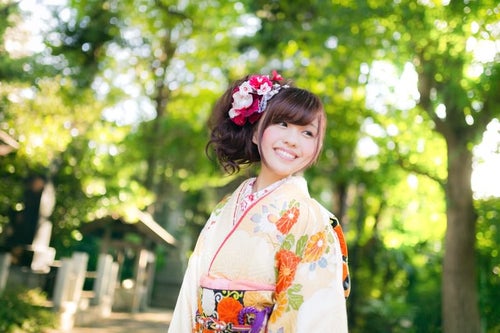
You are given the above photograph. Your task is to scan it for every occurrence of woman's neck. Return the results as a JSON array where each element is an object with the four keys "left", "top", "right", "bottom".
[{"left": 252, "top": 174, "right": 290, "bottom": 193}]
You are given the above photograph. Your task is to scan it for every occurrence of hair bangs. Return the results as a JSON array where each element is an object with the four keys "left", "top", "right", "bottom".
[{"left": 267, "top": 88, "right": 323, "bottom": 126}]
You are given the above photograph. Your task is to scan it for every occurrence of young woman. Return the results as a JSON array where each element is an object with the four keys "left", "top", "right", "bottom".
[{"left": 168, "top": 71, "right": 349, "bottom": 333}]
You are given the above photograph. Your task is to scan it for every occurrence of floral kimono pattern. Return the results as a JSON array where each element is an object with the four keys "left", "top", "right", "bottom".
[{"left": 168, "top": 176, "right": 348, "bottom": 333}]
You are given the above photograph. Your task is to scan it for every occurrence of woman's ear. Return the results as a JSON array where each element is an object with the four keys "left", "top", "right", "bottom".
[{"left": 252, "top": 126, "right": 260, "bottom": 145}]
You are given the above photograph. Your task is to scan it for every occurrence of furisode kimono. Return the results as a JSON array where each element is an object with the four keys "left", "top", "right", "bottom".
[{"left": 168, "top": 176, "right": 349, "bottom": 333}]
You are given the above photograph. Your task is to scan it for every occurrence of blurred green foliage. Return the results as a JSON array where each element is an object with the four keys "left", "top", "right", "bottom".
[{"left": 0, "top": 287, "right": 57, "bottom": 333}]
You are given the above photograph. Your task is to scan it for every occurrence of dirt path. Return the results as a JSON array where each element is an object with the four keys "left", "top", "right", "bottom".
[{"left": 47, "top": 308, "right": 172, "bottom": 333}]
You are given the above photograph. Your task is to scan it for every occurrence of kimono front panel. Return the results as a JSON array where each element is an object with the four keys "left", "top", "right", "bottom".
[{"left": 168, "top": 176, "right": 348, "bottom": 333}]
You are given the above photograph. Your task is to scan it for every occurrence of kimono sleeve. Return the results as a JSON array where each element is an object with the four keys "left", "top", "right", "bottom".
[
  {"left": 267, "top": 200, "right": 348, "bottom": 333},
  {"left": 168, "top": 218, "right": 214, "bottom": 333},
  {"left": 167, "top": 250, "right": 201, "bottom": 333},
  {"left": 168, "top": 193, "right": 234, "bottom": 332}
]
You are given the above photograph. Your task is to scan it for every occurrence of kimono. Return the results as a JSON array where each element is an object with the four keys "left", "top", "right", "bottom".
[{"left": 168, "top": 176, "right": 349, "bottom": 333}]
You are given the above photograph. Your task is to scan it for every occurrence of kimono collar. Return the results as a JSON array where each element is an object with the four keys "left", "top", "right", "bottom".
[{"left": 242, "top": 175, "right": 310, "bottom": 200}]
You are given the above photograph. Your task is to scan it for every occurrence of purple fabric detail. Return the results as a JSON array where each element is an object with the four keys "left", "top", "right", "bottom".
[
  {"left": 250, "top": 310, "right": 266, "bottom": 333},
  {"left": 237, "top": 306, "right": 272, "bottom": 333},
  {"left": 238, "top": 306, "right": 258, "bottom": 325}
]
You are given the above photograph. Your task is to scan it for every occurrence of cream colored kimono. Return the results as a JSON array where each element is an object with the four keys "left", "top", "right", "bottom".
[{"left": 168, "top": 176, "right": 348, "bottom": 333}]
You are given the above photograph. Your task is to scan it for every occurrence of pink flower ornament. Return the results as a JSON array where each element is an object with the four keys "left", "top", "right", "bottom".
[{"left": 228, "top": 71, "right": 286, "bottom": 126}]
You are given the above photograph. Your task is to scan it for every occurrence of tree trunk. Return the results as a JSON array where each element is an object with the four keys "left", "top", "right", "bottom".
[{"left": 442, "top": 141, "right": 481, "bottom": 333}]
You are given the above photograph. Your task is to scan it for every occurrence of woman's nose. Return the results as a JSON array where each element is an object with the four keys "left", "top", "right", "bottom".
[{"left": 283, "top": 129, "right": 299, "bottom": 146}]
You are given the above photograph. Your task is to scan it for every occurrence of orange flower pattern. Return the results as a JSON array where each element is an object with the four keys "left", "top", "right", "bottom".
[
  {"left": 275, "top": 249, "right": 301, "bottom": 294},
  {"left": 269, "top": 291, "right": 287, "bottom": 323},
  {"left": 267, "top": 199, "right": 345, "bottom": 331},
  {"left": 217, "top": 296, "right": 243, "bottom": 324},
  {"left": 303, "top": 230, "right": 328, "bottom": 262},
  {"left": 275, "top": 202, "right": 299, "bottom": 234}
]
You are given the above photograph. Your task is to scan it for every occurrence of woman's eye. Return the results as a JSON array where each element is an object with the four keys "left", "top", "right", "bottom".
[
  {"left": 278, "top": 121, "right": 288, "bottom": 127},
  {"left": 304, "top": 131, "right": 314, "bottom": 137}
]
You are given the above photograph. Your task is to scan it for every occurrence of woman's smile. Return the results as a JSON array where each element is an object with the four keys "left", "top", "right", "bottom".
[{"left": 274, "top": 147, "right": 297, "bottom": 161}]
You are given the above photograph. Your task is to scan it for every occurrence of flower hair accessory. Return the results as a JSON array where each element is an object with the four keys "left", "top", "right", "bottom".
[{"left": 228, "top": 70, "right": 287, "bottom": 126}]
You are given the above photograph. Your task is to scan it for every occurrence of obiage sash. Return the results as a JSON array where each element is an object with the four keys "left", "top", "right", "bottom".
[{"left": 200, "top": 275, "right": 275, "bottom": 292}]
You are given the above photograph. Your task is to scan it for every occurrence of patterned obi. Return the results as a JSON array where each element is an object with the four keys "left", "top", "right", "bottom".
[{"left": 194, "top": 276, "right": 275, "bottom": 333}]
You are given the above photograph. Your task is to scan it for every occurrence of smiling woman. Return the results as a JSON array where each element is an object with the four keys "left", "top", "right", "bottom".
[
  {"left": 472, "top": 119, "right": 500, "bottom": 199},
  {"left": 169, "top": 72, "right": 349, "bottom": 333}
]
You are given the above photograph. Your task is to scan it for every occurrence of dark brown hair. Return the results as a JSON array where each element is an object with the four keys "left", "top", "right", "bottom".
[{"left": 206, "top": 76, "right": 326, "bottom": 174}]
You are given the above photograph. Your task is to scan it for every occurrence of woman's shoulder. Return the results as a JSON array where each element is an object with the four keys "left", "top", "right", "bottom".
[
  {"left": 275, "top": 177, "right": 338, "bottom": 226},
  {"left": 310, "top": 198, "right": 339, "bottom": 226},
  {"left": 276, "top": 176, "right": 310, "bottom": 197},
  {"left": 277, "top": 177, "right": 327, "bottom": 206}
]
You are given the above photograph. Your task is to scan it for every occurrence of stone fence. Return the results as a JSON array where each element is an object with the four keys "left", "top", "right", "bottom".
[{"left": 0, "top": 252, "right": 119, "bottom": 331}]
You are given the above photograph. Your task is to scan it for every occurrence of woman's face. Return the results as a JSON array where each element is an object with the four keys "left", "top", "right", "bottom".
[{"left": 253, "top": 118, "right": 320, "bottom": 188}]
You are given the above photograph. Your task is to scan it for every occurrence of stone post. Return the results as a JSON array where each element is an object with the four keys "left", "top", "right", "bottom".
[
  {"left": 102, "top": 261, "right": 119, "bottom": 317},
  {"left": 92, "top": 253, "right": 113, "bottom": 306},
  {"left": 0, "top": 253, "right": 11, "bottom": 293},
  {"left": 52, "top": 252, "right": 88, "bottom": 331}
]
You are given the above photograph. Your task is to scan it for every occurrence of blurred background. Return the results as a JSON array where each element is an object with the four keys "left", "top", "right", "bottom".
[{"left": 0, "top": 0, "right": 499, "bottom": 332}]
